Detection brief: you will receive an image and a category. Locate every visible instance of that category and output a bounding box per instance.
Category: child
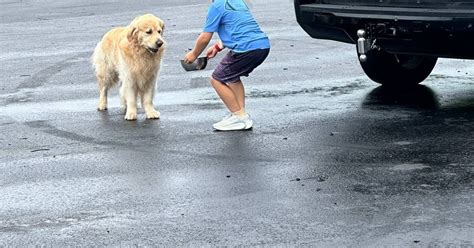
[184,0,270,131]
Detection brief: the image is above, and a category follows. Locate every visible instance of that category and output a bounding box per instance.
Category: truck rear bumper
[295,3,474,59]
[300,4,474,21]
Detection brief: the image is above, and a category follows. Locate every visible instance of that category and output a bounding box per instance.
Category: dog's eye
[146,30,153,34]
[158,30,162,34]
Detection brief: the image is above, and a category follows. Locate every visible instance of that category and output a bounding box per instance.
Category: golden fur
[92,14,166,120]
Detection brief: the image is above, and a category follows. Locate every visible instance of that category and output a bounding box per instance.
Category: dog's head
[127,14,166,54]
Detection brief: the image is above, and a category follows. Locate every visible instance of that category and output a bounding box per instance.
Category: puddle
[0,76,371,122]
[393,141,415,146]
[391,163,431,171]
[246,80,367,99]
[16,52,90,91]
[0,211,113,232]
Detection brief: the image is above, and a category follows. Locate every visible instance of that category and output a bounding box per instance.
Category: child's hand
[206,46,219,59]
[207,43,223,59]
[184,51,198,64]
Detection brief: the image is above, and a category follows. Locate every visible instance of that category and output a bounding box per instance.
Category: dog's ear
[160,20,165,35]
[127,26,138,42]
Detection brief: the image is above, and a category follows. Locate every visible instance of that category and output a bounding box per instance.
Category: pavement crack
[30,148,50,153]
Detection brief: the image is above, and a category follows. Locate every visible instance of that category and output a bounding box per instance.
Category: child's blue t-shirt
[203,0,270,53]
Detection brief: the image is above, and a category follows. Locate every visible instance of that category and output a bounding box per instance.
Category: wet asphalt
[0,0,473,246]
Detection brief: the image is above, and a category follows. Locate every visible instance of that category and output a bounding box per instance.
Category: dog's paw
[146,110,161,119]
[124,111,137,121]
[97,103,108,111]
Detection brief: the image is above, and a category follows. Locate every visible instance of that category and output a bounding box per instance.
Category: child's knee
[210,77,222,86]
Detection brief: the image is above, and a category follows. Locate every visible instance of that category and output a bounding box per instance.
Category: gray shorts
[212,48,270,84]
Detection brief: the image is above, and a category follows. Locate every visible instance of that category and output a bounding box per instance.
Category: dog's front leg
[121,82,138,121]
[142,83,160,119]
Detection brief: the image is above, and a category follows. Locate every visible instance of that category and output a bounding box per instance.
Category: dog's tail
[91,42,104,71]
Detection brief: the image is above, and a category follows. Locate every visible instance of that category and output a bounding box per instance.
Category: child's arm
[184,32,213,63]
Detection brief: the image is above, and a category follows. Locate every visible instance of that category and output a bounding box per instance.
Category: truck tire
[359,50,438,87]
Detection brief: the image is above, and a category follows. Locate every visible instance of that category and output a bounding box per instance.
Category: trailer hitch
[357,29,371,62]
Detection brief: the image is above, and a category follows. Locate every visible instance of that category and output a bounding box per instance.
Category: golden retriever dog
[92,14,166,120]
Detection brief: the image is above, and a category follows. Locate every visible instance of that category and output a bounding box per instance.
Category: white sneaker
[213,113,233,127]
[213,114,253,131]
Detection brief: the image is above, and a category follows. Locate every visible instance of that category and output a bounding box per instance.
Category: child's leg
[211,48,269,120]
[211,77,242,113]
[227,80,245,110]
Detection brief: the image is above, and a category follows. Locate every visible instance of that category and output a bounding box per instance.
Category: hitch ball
[357,29,366,38]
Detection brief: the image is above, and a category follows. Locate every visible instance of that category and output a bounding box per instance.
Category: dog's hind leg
[96,72,118,111]
[93,46,118,111]
[96,74,110,111]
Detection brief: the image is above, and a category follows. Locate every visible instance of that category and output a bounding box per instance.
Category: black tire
[359,50,438,87]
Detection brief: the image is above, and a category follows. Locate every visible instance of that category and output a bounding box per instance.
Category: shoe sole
[214,123,245,131]
[214,122,252,131]
[213,118,253,132]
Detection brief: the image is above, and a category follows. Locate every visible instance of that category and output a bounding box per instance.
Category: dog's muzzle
[147,40,164,54]
[148,47,159,53]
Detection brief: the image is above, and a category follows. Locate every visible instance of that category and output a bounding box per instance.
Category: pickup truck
[294,0,474,86]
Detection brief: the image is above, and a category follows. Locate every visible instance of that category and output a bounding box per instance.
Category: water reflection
[362,85,440,110]
[98,108,162,129]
